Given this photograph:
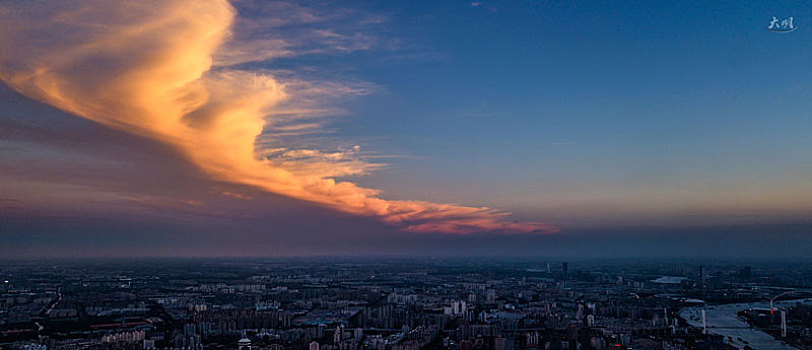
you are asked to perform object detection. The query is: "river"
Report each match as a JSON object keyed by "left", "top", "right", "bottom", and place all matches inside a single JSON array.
[{"left": 680, "top": 299, "right": 812, "bottom": 350}]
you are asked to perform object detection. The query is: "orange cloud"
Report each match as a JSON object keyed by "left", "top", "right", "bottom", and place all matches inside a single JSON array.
[{"left": 0, "top": 0, "right": 557, "bottom": 234}]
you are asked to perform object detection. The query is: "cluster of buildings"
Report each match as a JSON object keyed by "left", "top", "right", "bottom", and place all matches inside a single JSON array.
[{"left": 1, "top": 259, "right": 811, "bottom": 349}]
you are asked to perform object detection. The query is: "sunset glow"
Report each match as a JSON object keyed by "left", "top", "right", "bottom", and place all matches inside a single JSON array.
[{"left": 0, "top": 0, "right": 556, "bottom": 235}]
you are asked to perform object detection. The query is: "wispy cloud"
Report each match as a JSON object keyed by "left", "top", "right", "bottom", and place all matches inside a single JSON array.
[
  {"left": 0, "top": 0, "right": 557, "bottom": 234},
  {"left": 216, "top": 0, "right": 390, "bottom": 66}
]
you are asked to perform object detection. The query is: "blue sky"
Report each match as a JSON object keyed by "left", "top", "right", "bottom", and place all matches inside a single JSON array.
[{"left": 310, "top": 0, "right": 812, "bottom": 226}]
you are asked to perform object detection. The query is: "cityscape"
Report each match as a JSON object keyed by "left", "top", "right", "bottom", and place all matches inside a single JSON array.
[
  {"left": 1, "top": 259, "right": 812, "bottom": 350},
  {"left": 1, "top": 1, "right": 811, "bottom": 350}
]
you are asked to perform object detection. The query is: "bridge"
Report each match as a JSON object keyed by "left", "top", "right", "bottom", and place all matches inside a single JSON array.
[{"left": 761, "top": 289, "right": 812, "bottom": 313}]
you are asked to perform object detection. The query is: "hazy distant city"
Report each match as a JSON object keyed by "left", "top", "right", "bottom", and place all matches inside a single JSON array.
[{"left": 2, "top": 259, "right": 812, "bottom": 350}]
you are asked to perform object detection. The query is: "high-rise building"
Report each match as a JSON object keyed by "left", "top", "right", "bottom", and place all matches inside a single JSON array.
[
  {"left": 334, "top": 325, "right": 342, "bottom": 344},
  {"left": 460, "top": 339, "right": 474, "bottom": 350},
  {"left": 310, "top": 341, "right": 320, "bottom": 350},
  {"left": 486, "top": 289, "right": 496, "bottom": 303},
  {"left": 699, "top": 266, "right": 705, "bottom": 285},
  {"left": 490, "top": 336, "right": 506, "bottom": 350},
  {"left": 526, "top": 332, "right": 539, "bottom": 349},
  {"left": 238, "top": 338, "right": 252, "bottom": 350}
]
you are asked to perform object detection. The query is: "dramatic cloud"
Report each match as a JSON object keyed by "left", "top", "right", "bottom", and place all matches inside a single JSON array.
[{"left": 0, "top": 0, "right": 556, "bottom": 234}]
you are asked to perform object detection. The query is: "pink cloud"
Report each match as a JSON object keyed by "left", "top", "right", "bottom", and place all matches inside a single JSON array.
[{"left": 0, "top": 0, "right": 557, "bottom": 235}]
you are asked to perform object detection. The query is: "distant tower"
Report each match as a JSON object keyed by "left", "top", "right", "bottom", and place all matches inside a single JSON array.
[
  {"left": 699, "top": 266, "right": 705, "bottom": 285},
  {"left": 546, "top": 262, "right": 551, "bottom": 274},
  {"left": 562, "top": 262, "right": 569, "bottom": 275}
]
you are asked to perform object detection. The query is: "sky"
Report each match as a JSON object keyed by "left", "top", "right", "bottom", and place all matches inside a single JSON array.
[{"left": 1, "top": 0, "right": 811, "bottom": 258}]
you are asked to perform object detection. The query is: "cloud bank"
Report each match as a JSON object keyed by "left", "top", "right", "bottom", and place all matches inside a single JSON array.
[{"left": 0, "top": 0, "right": 556, "bottom": 234}]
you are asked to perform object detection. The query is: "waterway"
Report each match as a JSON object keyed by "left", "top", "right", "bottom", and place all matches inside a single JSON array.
[{"left": 680, "top": 299, "right": 812, "bottom": 350}]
